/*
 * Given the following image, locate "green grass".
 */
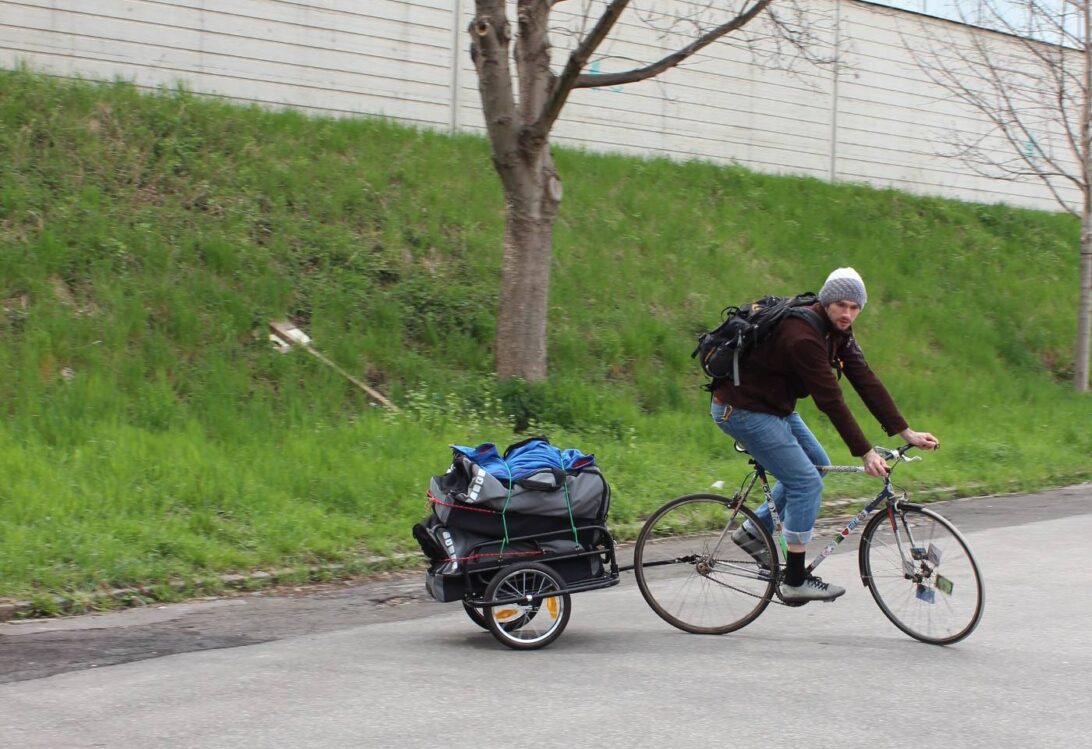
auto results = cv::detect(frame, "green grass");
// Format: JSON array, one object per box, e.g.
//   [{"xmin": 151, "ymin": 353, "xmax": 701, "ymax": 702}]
[{"xmin": 1, "ymin": 68, "xmax": 1090, "ymax": 602}]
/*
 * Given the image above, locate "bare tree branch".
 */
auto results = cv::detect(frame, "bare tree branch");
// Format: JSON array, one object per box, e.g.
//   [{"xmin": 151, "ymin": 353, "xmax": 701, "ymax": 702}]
[
  {"xmin": 904, "ymin": 6, "xmax": 1084, "ymax": 213},
  {"xmin": 517, "ymin": 0, "xmax": 555, "ymax": 130},
  {"xmin": 976, "ymin": 35, "xmax": 1081, "ymax": 191},
  {"xmin": 530, "ymin": 0, "xmax": 632, "ymax": 142},
  {"xmin": 470, "ymin": 2, "xmax": 521, "ymax": 175},
  {"xmin": 904, "ymin": 0, "xmax": 1092, "ymax": 389},
  {"xmin": 570, "ymin": 0, "xmax": 773, "ymax": 89}
]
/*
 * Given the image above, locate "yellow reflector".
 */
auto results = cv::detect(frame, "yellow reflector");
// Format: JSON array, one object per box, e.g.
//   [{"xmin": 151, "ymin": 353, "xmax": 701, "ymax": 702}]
[
  {"xmin": 495, "ymin": 608, "xmax": 520, "ymax": 621},
  {"xmin": 546, "ymin": 597, "xmax": 559, "ymax": 619}
]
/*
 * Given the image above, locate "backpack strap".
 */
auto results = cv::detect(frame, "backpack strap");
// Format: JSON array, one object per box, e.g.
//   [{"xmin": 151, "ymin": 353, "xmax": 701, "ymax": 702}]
[
  {"xmin": 787, "ymin": 307, "xmax": 843, "ymax": 379},
  {"xmin": 786, "ymin": 306, "xmax": 830, "ymax": 336},
  {"xmin": 731, "ymin": 328, "xmax": 744, "ymax": 386}
]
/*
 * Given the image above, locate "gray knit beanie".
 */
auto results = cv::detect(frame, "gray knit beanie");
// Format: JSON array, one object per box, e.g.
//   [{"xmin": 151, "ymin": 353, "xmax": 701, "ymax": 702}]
[{"xmin": 818, "ymin": 267, "xmax": 867, "ymax": 307}]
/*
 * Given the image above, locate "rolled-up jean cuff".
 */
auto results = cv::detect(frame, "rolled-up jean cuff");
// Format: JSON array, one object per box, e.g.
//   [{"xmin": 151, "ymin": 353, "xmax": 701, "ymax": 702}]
[{"xmin": 782, "ymin": 528, "xmax": 813, "ymax": 546}]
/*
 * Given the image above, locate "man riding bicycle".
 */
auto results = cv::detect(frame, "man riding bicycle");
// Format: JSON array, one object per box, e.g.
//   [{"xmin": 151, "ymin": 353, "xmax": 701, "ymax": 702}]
[{"xmin": 710, "ymin": 267, "xmax": 938, "ymax": 602}]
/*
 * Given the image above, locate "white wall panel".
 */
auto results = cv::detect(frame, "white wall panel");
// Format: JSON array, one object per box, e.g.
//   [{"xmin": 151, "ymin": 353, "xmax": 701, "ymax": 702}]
[
  {"xmin": 0, "ymin": 0, "xmax": 1080, "ymax": 211},
  {"xmin": 0, "ymin": 0, "xmax": 458, "ymax": 129},
  {"xmin": 830, "ymin": 2, "xmax": 1079, "ymax": 212}
]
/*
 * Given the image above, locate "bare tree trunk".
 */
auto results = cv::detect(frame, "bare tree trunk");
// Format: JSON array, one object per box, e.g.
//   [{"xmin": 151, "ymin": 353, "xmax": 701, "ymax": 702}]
[
  {"xmin": 1079, "ymin": 209, "xmax": 1092, "ymax": 391},
  {"xmin": 471, "ymin": 0, "xmax": 564, "ymax": 381},
  {"xmin": 495, "ymin": 153, "xmax": 561, "ymax": 380},
  {"xmin": 1079, "ymin": 3, "xmax": 1092, "ymax": 392},
  {"xmin": 496, "ymin": 205, "xmax": 555, "ymax": 380},
  {"xmin": 490, "ymin": 0, "xmax": 559, "ymax": 380}
]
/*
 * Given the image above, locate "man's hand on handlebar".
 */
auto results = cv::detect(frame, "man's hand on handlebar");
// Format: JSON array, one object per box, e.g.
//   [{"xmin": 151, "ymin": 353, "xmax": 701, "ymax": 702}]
[
  {"xmin": 899, "ymin": 428, "xmax": 939, "ymax": 451},
  {"xmin": 861, "ymin": 449, "xmax": 890, "ymax": 477},
  {"xmin": 864, "ymin": 432, "xmax": 937, "ymax": 475}
]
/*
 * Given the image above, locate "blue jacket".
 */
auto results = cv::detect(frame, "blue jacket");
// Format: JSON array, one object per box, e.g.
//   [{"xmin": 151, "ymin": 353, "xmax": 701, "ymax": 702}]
[{"xmin": 451, "ymin": 438, "xmax": 596, "ymax": 481}]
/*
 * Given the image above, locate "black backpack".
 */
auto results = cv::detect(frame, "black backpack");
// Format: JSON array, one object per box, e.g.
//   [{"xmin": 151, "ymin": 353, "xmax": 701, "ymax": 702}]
[{"xmin": 692, "ymin": 292, "xmax": 829, "ymax": 389}]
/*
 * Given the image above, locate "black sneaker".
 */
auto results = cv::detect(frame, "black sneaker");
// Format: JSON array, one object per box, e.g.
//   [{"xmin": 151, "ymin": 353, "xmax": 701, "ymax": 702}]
[
  {"xmin": 780, "ymin": 575, "xmax": 845, "ymax": 602},
  {"xmin": 731, "ymin": 526, "xmax": 771, "ymax": 569}
]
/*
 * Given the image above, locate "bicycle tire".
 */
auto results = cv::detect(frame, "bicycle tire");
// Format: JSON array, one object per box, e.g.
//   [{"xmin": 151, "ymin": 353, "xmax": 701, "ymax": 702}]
[
  {"xmin": 859, "ymin": 503, "xmax": 984, "ymax": 645},
  {"xmin": 483, "ymin": 561, "xmax": 571, "ymax": 650},
  {"xmin": 633, "ymin": 493, "xmax": 778, "ymax": 635}
]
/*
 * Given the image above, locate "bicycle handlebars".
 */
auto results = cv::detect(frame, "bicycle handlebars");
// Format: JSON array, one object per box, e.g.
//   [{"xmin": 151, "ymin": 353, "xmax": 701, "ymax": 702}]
[
  {"xmin": 876, "ymin": 443, "xmax": 920, "ymax": 462},
  {"xmin": 819, "ymin": 444, "xmax": 921, "ymax": 475}
]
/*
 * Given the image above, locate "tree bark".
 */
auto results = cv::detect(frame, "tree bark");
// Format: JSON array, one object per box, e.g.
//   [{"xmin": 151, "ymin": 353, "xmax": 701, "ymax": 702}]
[
  {"xmin": 1080, "ymin": 3, "xmax": 1092, "ymax": 392},
  {"xmin": 1078, "ymin": 209, "xmax": 1092, "ymax": 391},
  {"xmin": 495, "ymin": 162, "xmax": 560, "ymax": 380}
]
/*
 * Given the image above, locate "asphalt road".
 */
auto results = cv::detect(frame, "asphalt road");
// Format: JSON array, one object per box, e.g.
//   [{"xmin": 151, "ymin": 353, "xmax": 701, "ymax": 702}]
[{"xmin": 1, "ymin": 485, "xmax": 1090, "ymax": 748}]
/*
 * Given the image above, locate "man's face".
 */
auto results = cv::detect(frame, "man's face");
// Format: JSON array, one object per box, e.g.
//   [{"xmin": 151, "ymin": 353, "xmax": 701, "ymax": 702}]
[{"xmin": 826, "ymin": 300, "xmax": 861, "ymax": 331}]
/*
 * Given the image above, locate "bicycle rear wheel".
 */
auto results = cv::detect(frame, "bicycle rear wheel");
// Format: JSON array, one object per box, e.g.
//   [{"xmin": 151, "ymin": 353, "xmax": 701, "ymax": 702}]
[
  {"xmin": 860, "ymin": 504, "xmax": 984, "ymax": 645},
  {"xmin": 633, "ymin": 494, "xmax": 777, "ymax": 634}
]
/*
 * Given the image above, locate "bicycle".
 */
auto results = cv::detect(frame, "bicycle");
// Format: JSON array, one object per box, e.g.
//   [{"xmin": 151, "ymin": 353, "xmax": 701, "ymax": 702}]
[{"xmin": 632, "ymin": 444, "xmax": 984, "ymax": 644}]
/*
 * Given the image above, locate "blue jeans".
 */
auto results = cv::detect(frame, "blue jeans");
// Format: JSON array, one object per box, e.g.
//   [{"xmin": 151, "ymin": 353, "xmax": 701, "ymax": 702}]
[{"xmin": 710, "ymin": 401, "xmax": 830, "ymax": 545}]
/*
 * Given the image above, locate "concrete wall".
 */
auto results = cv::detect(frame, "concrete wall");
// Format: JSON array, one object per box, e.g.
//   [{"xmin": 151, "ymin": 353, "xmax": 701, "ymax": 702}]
[{"xmin": 0, "ymin": 0, "xmax": 1079, "ymax": 212}]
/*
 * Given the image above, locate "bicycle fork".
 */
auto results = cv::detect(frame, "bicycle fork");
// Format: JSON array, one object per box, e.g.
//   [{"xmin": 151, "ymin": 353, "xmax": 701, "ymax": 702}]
[{"xmin": 878, "ymin": 503, "xmax": 949, "ymax": 597}]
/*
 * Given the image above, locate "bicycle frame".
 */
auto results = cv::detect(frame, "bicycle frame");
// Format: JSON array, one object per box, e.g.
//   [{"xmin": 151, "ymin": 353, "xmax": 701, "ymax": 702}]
[{"xmin": 733, "ymin": 445, "xmax": 916, "ymax": 577}]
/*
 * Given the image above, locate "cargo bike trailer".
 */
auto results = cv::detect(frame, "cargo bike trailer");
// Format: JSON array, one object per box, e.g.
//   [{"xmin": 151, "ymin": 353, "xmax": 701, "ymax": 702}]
[{"xmin": 425, "ymin": 523, "xmax": 620, "ymax": 650}]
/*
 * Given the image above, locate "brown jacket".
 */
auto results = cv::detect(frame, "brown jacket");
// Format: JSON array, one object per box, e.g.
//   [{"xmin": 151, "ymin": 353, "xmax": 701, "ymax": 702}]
[{"xmin": 712, "ymin": 303, "xmax": 907, "ymax": 456}]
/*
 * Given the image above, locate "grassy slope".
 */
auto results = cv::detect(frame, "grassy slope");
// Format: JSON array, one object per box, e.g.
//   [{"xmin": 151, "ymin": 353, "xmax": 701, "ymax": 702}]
[{"xmin": 1, "ymin": 69, "xmax": 1089, "ymax": 603}]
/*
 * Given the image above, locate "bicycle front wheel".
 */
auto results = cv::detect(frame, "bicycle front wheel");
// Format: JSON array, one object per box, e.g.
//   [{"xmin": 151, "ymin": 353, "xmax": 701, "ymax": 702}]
[
  {"xmin": 860, "ymin": 503, "xmax": 984, "ymax": 645},
  {"xmin": 633, "ymin": 494, "xmax": 777, "ymax": 635}
]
